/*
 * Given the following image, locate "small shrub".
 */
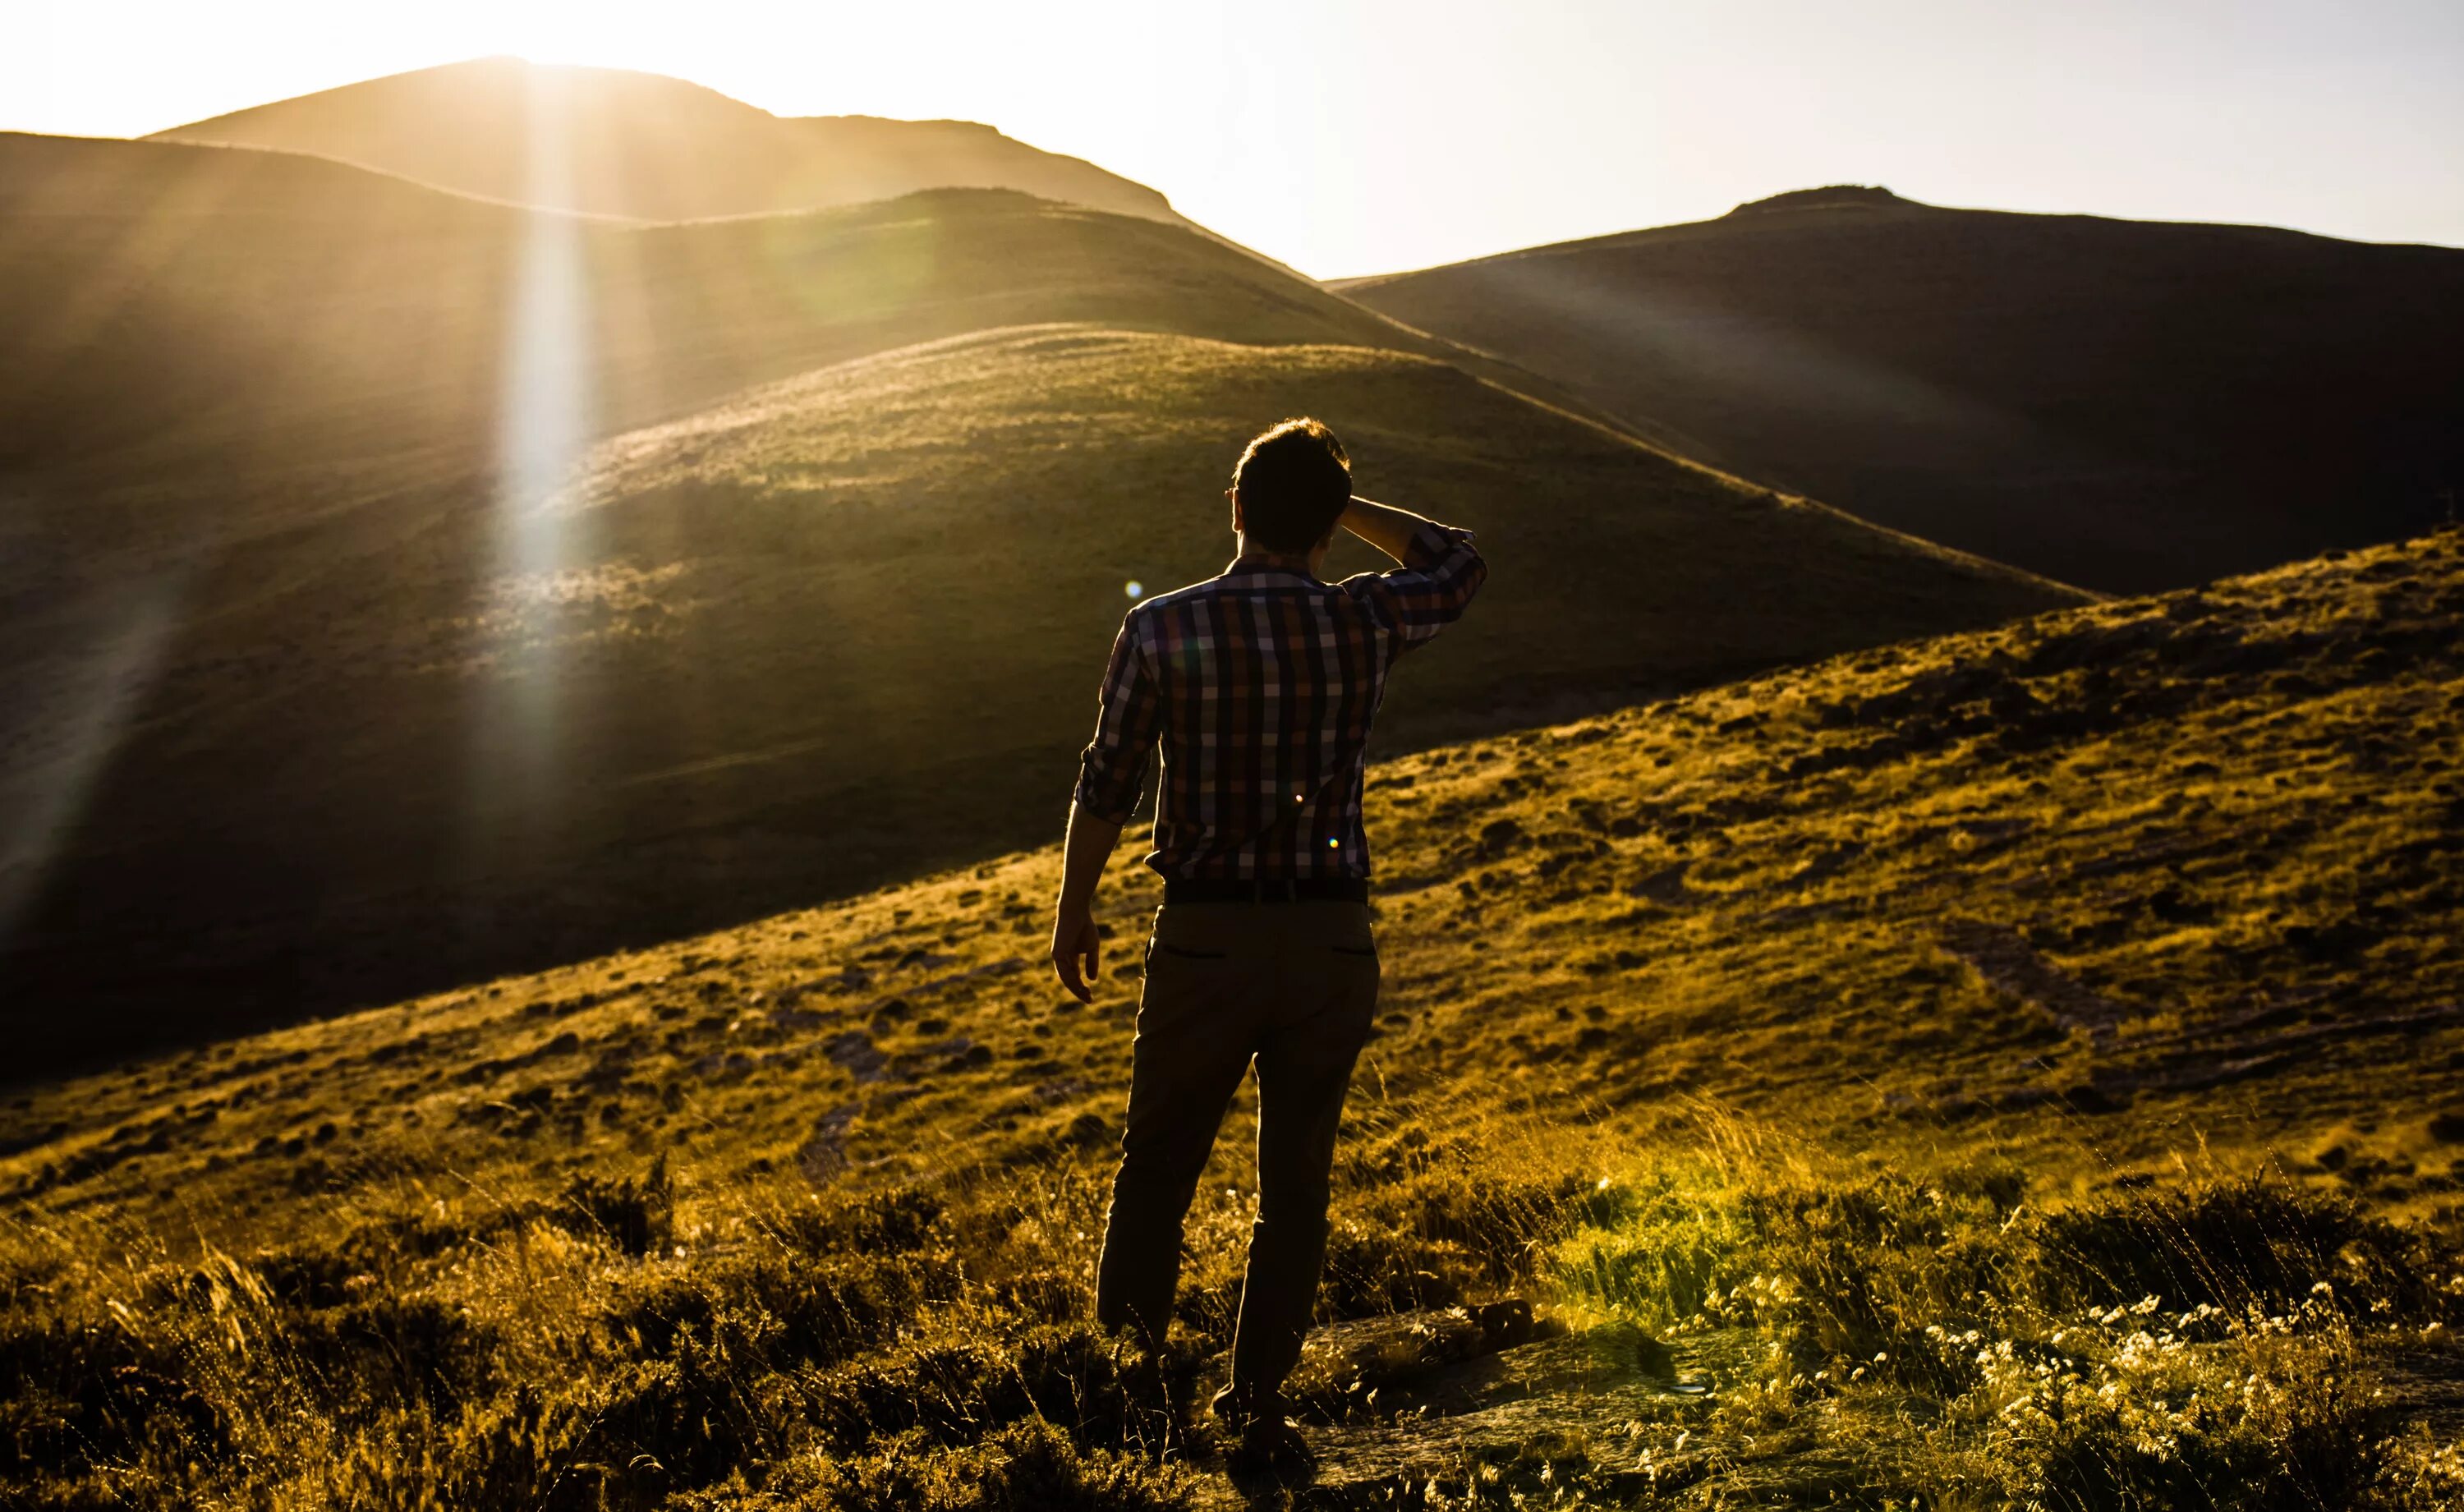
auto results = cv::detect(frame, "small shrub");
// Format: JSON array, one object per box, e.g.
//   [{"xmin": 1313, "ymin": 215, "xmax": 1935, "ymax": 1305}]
[
  {"xmin": 1941, "ymin": 1310, "xmax": 2387, "ymax": 1510},
  {"xmin": 554, "ymin": 1156, "xmax": 673, "ymax": 1256},
  {"xmin": 804, "ymin": 1322, "xmax": 1175, "ymax": 1458},
  {"xmin": 287, "ymin": 1292, "xmax": 499, "ymax": 1413},
  {"xmin": 1318, "ymin": 1220, "xmax": 1469, "ymax": 1318},
  {"xmin": 761, "ymin": 1186, "xmax": 945, "ymax": 1257},
  {"xmin": 1554, "ymin": 1164, "xmax": 1754, "ymax": 1330},
  {"xmin": 601, "ymin": 1251, "xmax": 954, "ymax": 1371},
  {"xmin": 2031, "ymin": 1176, "xmax": 2397, "ymax": 1315},
  {"xmin": 0, "ymin": 1294, "xmax": 227, "ymax": 1483}
]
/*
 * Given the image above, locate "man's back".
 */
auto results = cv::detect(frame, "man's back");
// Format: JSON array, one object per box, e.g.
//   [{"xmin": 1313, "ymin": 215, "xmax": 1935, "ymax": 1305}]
[{"xmin": 1073, "ymin": 520, "xmax": 1485, "ymax": 881}]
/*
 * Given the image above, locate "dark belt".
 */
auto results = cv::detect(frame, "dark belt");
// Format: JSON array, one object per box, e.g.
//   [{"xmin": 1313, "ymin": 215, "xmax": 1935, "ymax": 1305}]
[{"xmin": 1163, "ymin": 876, "xmax": 1369, "ymax": 905}]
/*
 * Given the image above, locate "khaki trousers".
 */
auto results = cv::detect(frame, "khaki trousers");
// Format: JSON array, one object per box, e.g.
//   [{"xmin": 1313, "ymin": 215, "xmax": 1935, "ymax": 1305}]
[{"xmin": 1093, "ymin": 899, "xmax": 1379, "ymax": 1400}]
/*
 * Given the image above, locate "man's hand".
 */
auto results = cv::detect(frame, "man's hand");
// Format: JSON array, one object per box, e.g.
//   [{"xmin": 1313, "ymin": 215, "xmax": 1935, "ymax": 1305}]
[
  {"xmin": 1051, "ymin": 802, "xmax": 1124, "ymax": 1004},
  {"xmin": 1050, "ymin": 904, "xmax": 1101, "ymax": 1004}
]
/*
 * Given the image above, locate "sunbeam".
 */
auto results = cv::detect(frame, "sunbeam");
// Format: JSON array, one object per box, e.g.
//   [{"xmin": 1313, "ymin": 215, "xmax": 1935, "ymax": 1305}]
[
  {"xmin": 0, "ymin": 576, "xmax": 184, "ymax": 950},
  {"xmin": 471, "ymin": 62, "xmax": 598, "ymax": 856}
]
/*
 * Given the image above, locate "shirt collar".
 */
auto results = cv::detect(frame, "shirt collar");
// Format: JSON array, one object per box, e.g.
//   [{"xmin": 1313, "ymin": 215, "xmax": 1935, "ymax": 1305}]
[{"xmin": 1221, "ymin": 555, "xmax": 1323, "ymax": 584}]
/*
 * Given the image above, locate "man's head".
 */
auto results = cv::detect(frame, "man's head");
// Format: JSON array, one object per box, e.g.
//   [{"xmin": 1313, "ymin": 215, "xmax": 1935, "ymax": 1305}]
[{"xmin": 1230, "ymin": 418, "xmax": 1350, "ymax": 554}]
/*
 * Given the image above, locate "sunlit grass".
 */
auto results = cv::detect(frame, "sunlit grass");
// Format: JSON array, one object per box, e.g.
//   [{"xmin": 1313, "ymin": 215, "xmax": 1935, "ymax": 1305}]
[{"xmin": 2, "ymin": 527, "xmax": 2458, "ymax": 1503}]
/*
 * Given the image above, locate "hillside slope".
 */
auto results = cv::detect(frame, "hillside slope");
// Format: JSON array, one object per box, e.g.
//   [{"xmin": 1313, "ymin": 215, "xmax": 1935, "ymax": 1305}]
[
  {"xmin": 2, "ymin": 132, "xmax": 1397, "ymax": 570},
  {"xmin": 4, "ymin": 529, "xmax": 2457, "ymax": 1507},
  {"xmin": 1344, "ymin": 187, "xmax": 2464, "ymax": 593},
  {"xmin": 1, "ymin": 303, "xmax": 2075, "ymax": 1071},
  {"xmin": 147, "ymin": 57, "xmax": 1207, "ymax": 237}
]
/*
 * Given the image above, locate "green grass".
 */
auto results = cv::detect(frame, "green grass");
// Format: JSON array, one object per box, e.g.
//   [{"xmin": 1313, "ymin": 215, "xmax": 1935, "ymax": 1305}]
[
  {"xmin": 3, "ymin": 527, "xmax": 2460, "ymax": 1503},
  {"xmin": 1548, "ymin": 1137, "xmax": 2452, "ymax": 1509}
]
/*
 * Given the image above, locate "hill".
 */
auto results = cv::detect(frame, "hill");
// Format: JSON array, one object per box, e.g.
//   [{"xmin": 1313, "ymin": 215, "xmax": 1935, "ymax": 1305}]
[
  {"xmin": 4, "ymin": 528, "xmax": 2458, "ymax": 1507},
  {"xmin": 145, "ymin": 56, "xmax": 1211, "ymax": 237},
  {"xmin": 1341, "ymin": 188, "xmax": 2464, "ymax": 593},
  {"xmin": 1, "ymin": 134, "xmax": 2077, "ymax": 1073},
  {"xmin": 0, "ymin": 131, "xmax": 1394, "ymax": 546}
]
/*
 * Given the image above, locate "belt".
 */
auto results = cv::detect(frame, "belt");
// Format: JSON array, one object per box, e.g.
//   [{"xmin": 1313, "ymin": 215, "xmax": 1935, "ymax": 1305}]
[{"xmin": 1163, "ymin": 876, "xmax": 1370, "ymax": 905}]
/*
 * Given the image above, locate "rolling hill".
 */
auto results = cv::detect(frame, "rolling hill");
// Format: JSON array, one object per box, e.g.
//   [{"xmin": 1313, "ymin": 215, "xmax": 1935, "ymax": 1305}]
[
  {"xmin": 147, "ymin": 56, "xmax": 1210, "ymax": 237},
  {"xmin": 5, "ymin": 526, "xmax": 2457, "ymax": 1508},
  {"xmin": 1, "ymin": 131, "xmax": 1395, "ymax": 563},
  {"xmin": 1, "ymin": 138, "xmax": 2078, "ymax": 1069},
  {"xmin": 1342, "ymin": 186, "xmax": 2464, "ymax": 594},
  {"xmin": 0, "ymin": 133, "xmax": 2079, "ymax": 1075}
]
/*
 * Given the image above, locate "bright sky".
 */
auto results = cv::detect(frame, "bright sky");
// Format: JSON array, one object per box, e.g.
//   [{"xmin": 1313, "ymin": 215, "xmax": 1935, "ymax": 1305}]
[{"xmin": 10, "ymin": 0, "xmax": 2462, "ymax": 278}]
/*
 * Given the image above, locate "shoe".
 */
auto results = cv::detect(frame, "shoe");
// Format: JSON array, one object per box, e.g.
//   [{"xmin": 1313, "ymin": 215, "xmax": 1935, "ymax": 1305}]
[
  {"xmin": 1212, "ymin": 1383, "xmax": 1312, "ymax": 1477},
  {"xmin": 1230, "ymin": 1414, "xmax": 1315, "ymax": 1478},
  {"xmin": 1207, "ymin": 1378, "xmax": 1267, "ymax": 1432}
]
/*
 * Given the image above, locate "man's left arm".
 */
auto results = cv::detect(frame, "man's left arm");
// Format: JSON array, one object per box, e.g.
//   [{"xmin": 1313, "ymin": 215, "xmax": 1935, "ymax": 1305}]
[
  {"xmin": 1051, "ymin": 613, "xmax": 1160, "ymax": 1002},
  {"xmin": 1050, "ymin": 802, "xmax": 1124, "ymax": 1004}
]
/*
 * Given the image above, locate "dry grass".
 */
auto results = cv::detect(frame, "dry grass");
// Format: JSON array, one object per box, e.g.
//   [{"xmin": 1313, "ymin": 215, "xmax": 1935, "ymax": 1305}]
[{"xmin": 2, "ymin": 528, "xmax": 2460, "ymax": 1505}]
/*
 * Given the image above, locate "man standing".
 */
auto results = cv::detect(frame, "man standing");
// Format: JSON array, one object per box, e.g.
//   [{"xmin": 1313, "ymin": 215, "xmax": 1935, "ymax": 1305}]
[{"xmin": 1050, "ymin": 417, "xmax": 1487, "ymax": 1461}]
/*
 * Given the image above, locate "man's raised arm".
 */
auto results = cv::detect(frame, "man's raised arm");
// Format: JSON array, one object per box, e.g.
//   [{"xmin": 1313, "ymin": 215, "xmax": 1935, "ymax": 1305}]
[
  {"xmin": 1339, "ymin": 494, "xmax": 1437, "ymax": 561},
  {"xmin": 1340, "ymin": 494, "xmax": 1487, "ymax": 650}
]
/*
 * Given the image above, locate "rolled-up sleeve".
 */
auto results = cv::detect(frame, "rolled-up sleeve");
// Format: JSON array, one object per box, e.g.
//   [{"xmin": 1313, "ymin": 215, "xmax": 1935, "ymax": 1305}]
[
  {"xmin": 1349, "ymin": 522, "xmax": 1487, "ymax": 654},
  {"xmin": 1071, "ymin": 609, "xmax": 1162, "ymax": 824}
]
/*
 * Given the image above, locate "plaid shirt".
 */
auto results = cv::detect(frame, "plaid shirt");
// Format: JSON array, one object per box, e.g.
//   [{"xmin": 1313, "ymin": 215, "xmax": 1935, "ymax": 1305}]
[{"xmin": 1073, "ymin": 521, "xmax": 1486, "ymax": 880}]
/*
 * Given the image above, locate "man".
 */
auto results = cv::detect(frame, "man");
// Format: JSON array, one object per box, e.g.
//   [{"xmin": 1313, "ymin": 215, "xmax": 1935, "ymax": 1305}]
[{"xmin": 1049, "ymin": 416, "xmax": 1487, "ymax": 1461}]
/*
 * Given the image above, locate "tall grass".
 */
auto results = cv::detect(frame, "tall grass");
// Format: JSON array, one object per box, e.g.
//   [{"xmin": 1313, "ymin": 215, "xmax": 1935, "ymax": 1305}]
[
  {"xmin": 1550, "ymin": 1116, "xmax": 2459, "ymax": 1509},
  {"xmin": 3, "ymin": 1110, "xmax": 2456, "ymax": 1508}
]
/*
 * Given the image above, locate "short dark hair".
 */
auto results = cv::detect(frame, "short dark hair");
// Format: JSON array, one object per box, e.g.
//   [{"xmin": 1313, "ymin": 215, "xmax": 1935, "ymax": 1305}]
[{"xmin": 1232, "ymin": 418, "xmax": 1350, "ymax": 553}]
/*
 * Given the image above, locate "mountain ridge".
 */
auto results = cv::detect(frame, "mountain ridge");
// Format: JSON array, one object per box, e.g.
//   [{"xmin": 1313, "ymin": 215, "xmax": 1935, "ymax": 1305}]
[
  {"xmin": 144, "ymin": 56, "xmax": 1198, "ymax": 235},
  {"xmin": 1342, "ymin": 191, "xmax": 2464, "ymax": 593}
]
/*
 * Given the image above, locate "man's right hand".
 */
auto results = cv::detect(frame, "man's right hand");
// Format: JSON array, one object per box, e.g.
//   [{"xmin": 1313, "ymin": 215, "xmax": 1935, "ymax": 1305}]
[{"xmin": 1050, "ymin": 905, "xmax": 1101, "ymax": 1004}]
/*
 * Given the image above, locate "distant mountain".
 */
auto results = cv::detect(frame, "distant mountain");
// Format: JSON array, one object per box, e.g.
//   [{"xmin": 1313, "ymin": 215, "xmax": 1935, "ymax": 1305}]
[
  {"xmin": 0, "ymin": 136, "xmax": 2075, "ymax": 1071},
  {"xmin": 147, "ymin": 56, "xmax": 1207, "ymax": 236},
  {"xmin": 1341, "ymin": 189, "xmax": 2464, "ymax": 591}
]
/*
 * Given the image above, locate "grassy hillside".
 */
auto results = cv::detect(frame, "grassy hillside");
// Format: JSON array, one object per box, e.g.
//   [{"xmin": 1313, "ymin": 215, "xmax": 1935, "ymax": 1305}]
[
  {"xmin": 1, "ymin": 131, "xmax": 1396, "ymax": 563},
  {"xmin": 2, "ymin": 136, "xmax": 2075, "ymax": 1071},
  {"xmin": 4, "ymin": 528, "xmax": 2458, "ymax": 1507},
  {"xmin": 147, "ymin": 57, "xmax": 1207, "ymax": 237},
  {"xmin": 2, "ymin": 318, "xmax": 2074, "ymax": 1073},
  {"xmin": 1343, "ymin": 186, "xmax": 2464, "ymax": 594}
]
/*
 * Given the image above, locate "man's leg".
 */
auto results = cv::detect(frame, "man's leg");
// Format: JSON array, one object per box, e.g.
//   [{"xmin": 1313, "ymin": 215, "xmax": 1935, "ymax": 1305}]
[
  {"xmin": 1225, "ymin": 917, "xmax": 1378, "ymax": 1409},
  {"xmin": 1095, "ymin": 911, "xmax": 1262, "ymax": 1351}
]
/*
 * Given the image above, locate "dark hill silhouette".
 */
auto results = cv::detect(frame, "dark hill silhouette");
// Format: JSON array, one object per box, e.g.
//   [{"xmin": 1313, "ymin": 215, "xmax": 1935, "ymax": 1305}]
[
  {"xmin": 0, "ymin": 136, "xmax": 2076, "ymax": 1073},
  {"xmin": 1727, "ymin": 184, "xmax": 1908, "ymax": 216},
  {"xmin": 1341, "ymin": 191, "xmax": 2464, "ymax": 592},
  {"xmin": 146, "ymin": 56, "xmax": 1206, "ymax": 236}
]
